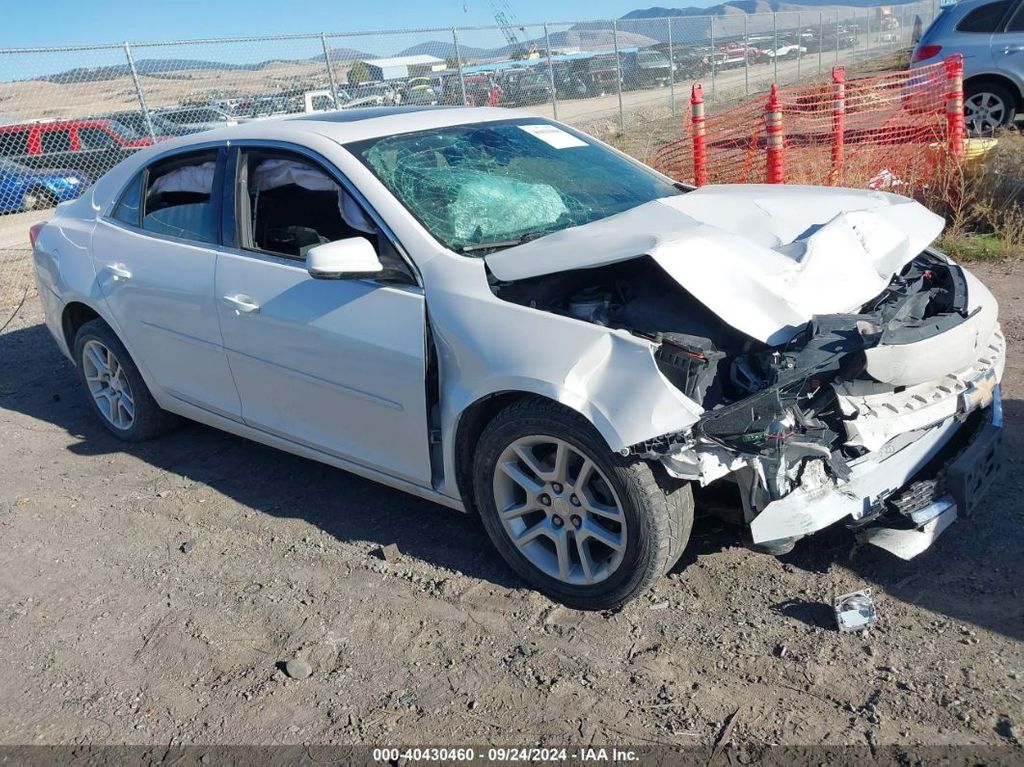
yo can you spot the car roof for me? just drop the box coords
[140,106,535,150]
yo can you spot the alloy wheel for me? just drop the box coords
[965,92,1007,136]
[491,436,627,586]
[81,339,136,431]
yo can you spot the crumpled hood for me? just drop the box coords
[485,184,945,345]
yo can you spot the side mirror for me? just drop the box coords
[307,237,383,280]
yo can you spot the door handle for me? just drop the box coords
[1002,45,1024,54]
[222,294,261,314]
[107,263,132,282]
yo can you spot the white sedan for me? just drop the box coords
[31,107,1005,609]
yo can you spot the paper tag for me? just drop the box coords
[519,124,588,149]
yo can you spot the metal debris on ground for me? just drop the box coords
[375,543,401,563]
[834,589,877,633]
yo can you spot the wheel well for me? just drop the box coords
[61,302,100,357]
[455,392,586,515]
[964,74,1022,108]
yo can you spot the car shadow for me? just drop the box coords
[0,321,522,592]
[1,320,1021,640]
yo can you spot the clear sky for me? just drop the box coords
[0,0,719,48]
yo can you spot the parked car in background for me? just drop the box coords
[630,50,673,88]
[913,0,1024,134]
[0,118,153,178]
[400,77,439,105]
[98,111,186,140]
[499,68,553,105]
[31,107,1004,610]
[0,157,87,213]
[155,106,240,134]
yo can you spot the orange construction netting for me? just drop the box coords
[652,59,957,191]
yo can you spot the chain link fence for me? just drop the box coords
[0,4,939,324]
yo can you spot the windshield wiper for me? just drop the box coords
[456,230,552,254]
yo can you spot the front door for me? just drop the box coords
[215,146,432,485]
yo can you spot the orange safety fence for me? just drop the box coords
[652,57,965,191]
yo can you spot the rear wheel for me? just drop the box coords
[964,82,1018,136]
[74,319,179,442]
[473,397,693,610]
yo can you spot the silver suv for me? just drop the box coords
[913,0,1024,134]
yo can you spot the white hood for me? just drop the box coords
[484,185,945,346]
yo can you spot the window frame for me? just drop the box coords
[103,144,227,249]
[1003,0,1024,31]
[223,140,421,288]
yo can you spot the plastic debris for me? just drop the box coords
[834,589,877,633]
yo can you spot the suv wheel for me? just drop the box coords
[964,82,1017,136]
[473,397,693,610]
[74,319,179,441]
[22,188,56,212]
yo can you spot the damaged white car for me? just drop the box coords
[31,107,1005,609]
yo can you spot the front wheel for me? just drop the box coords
[473,397,693,610]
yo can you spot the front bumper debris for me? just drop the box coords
[855,384,1002,558]
[748,381,1002,554]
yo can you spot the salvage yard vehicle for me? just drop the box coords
[31,107,1005,610]
[0,157,87,213]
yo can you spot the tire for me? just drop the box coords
[964,82,1018,137]
[73,318,179,442]
[22,188,56,212]
[473,397,694,610]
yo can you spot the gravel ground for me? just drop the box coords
[0,244,1021,752]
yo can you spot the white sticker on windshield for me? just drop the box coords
[519,124,588,149]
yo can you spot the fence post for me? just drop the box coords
[452,28,468,105]
[818,11,824,76]
[709,16,717,103]
[743,15,750,96]
[765,84,784,183]
[831,12,839,64]
[691,84,708,186]
[772,13,779,84]
[612,19,625,132]
[321,33,340,110]
[667,18,676,116]
[830,65,846,185]
[544,23,558,120]
[945,54,966,162]
[123,42,155,141]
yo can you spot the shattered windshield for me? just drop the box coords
[349,119,681,254]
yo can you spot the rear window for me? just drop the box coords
[956,0,1011,32]
[0,130,31,157]
[142,150,220,243]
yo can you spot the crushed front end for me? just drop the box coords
[647,252,1005,557]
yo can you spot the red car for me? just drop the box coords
[0,118,157,180]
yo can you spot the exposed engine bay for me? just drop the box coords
[489,250,997,528]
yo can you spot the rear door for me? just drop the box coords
[74,126,134,180]
[214,144,432,485]
[92,146,241,420]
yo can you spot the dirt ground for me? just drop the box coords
[0,231,1021,754]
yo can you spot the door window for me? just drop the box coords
[237,148,413,283]
[77,127,118,150]
[956,0,1012,32]
[142,150,220,243]
[1005,2,1024,30]
[40,129,73,154]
